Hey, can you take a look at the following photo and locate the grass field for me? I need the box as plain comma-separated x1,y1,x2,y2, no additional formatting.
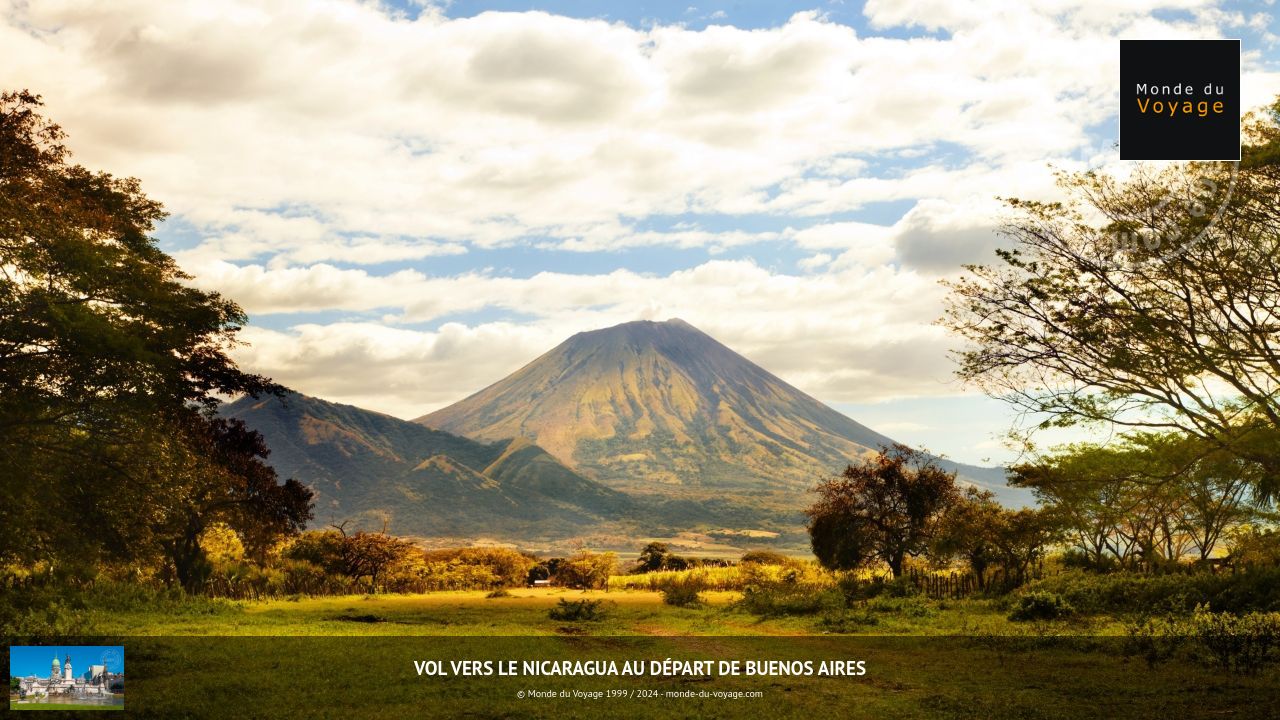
11,588,1279,718
77,587,1126,637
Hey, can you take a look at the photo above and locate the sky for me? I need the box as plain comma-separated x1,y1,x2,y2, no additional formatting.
3,0,1280,465
9,646,125,678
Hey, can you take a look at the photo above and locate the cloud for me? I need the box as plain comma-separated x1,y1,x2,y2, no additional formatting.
5,0,1278,425
209,257,952,417
6,1,1269,262
890,198,1008,272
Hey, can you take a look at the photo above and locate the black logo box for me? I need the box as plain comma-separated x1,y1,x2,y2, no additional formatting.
1120,39,1240,161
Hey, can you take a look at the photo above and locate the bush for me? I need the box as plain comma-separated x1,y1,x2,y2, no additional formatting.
740,551,793,566
882,575,921,598
867,595,934,618
1189,605,1280,675
1228,526,1280,568
1123,614,1188,668
658,573,708,607
818,608,879,632
485,588,511,599
735,560,845,616
548,599,608,622
1123,607,1280,675
1018,567,1280,615
1009,591,1074,621
738,585,843,616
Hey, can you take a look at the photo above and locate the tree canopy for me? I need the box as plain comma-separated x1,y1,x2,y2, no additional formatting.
0,91,311,584
1011,433,1265,568
806,445,959,577
942,99,1280,501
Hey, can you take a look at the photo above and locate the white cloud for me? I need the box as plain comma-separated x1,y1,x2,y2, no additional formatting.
5,0,1278,424
6,1,1270,260
797,252,833,271
212,257,952,417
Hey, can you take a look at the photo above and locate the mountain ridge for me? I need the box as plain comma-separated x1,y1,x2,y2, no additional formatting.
417,318,1025,506
222,392,635,539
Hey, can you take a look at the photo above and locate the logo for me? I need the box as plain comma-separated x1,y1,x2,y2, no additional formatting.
1120,39,1241,160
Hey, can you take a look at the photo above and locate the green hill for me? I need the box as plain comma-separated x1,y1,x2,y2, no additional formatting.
222,392,634,540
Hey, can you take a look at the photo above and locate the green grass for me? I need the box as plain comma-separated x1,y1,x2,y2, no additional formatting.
73,587,1127,637
13,588,1279,718
71,635,1280,719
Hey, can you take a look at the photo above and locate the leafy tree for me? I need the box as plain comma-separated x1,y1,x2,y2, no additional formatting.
934,487,1054,588
283,530,347,572
942,100,1280,500
199,522,246,565
807,445,959,578
991,508,1054,586
0,90,312,577
557,551,617,589
1011,444,1140,568
158,416,313,589
1228,525,1280,567
1144,433,1262,561
1013,433,1264,569
332,525,411,590
635,542,674,572
740,550,791,566
932,487,1004,589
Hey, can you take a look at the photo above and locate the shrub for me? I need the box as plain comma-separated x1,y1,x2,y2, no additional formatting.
1228,526,1280,568
738,585,843,616
867,595,934,618
882,575,921,598
658,573,708,607
818,608,879,632
1021,568,1280,615
1123,614,1188,668
485,588,511,599
548,599,608,622
1124,607,1280,675
740,550,793,566
1189,605,1280,675
1009,591,1074,622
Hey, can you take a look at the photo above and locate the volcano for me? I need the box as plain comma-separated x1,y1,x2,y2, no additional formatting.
416,319,1021,509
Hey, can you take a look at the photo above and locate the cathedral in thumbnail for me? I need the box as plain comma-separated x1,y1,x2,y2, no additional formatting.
15,652,118,699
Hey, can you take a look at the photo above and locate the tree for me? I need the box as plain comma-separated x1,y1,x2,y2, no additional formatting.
0,90,312,576
199,522,246,565
807,445,959,577
158,417,313,589
934,487,1054,588
1152,434,1261,561
990,508,1054,586
1012,433,1263,569
635,542,674,573
932,488,1004,589
557,551,617,589
341,531,410,590
942,100,1280,501
1013,441,1161,569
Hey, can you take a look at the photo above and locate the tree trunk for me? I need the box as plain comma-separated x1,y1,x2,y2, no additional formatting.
888,552,905,578
170,518,207,592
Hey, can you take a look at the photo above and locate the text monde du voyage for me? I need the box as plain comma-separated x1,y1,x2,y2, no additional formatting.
1135,82,1229,118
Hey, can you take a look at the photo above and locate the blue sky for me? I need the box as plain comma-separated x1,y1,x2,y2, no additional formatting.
5,0,1280,464
9,646,124,679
